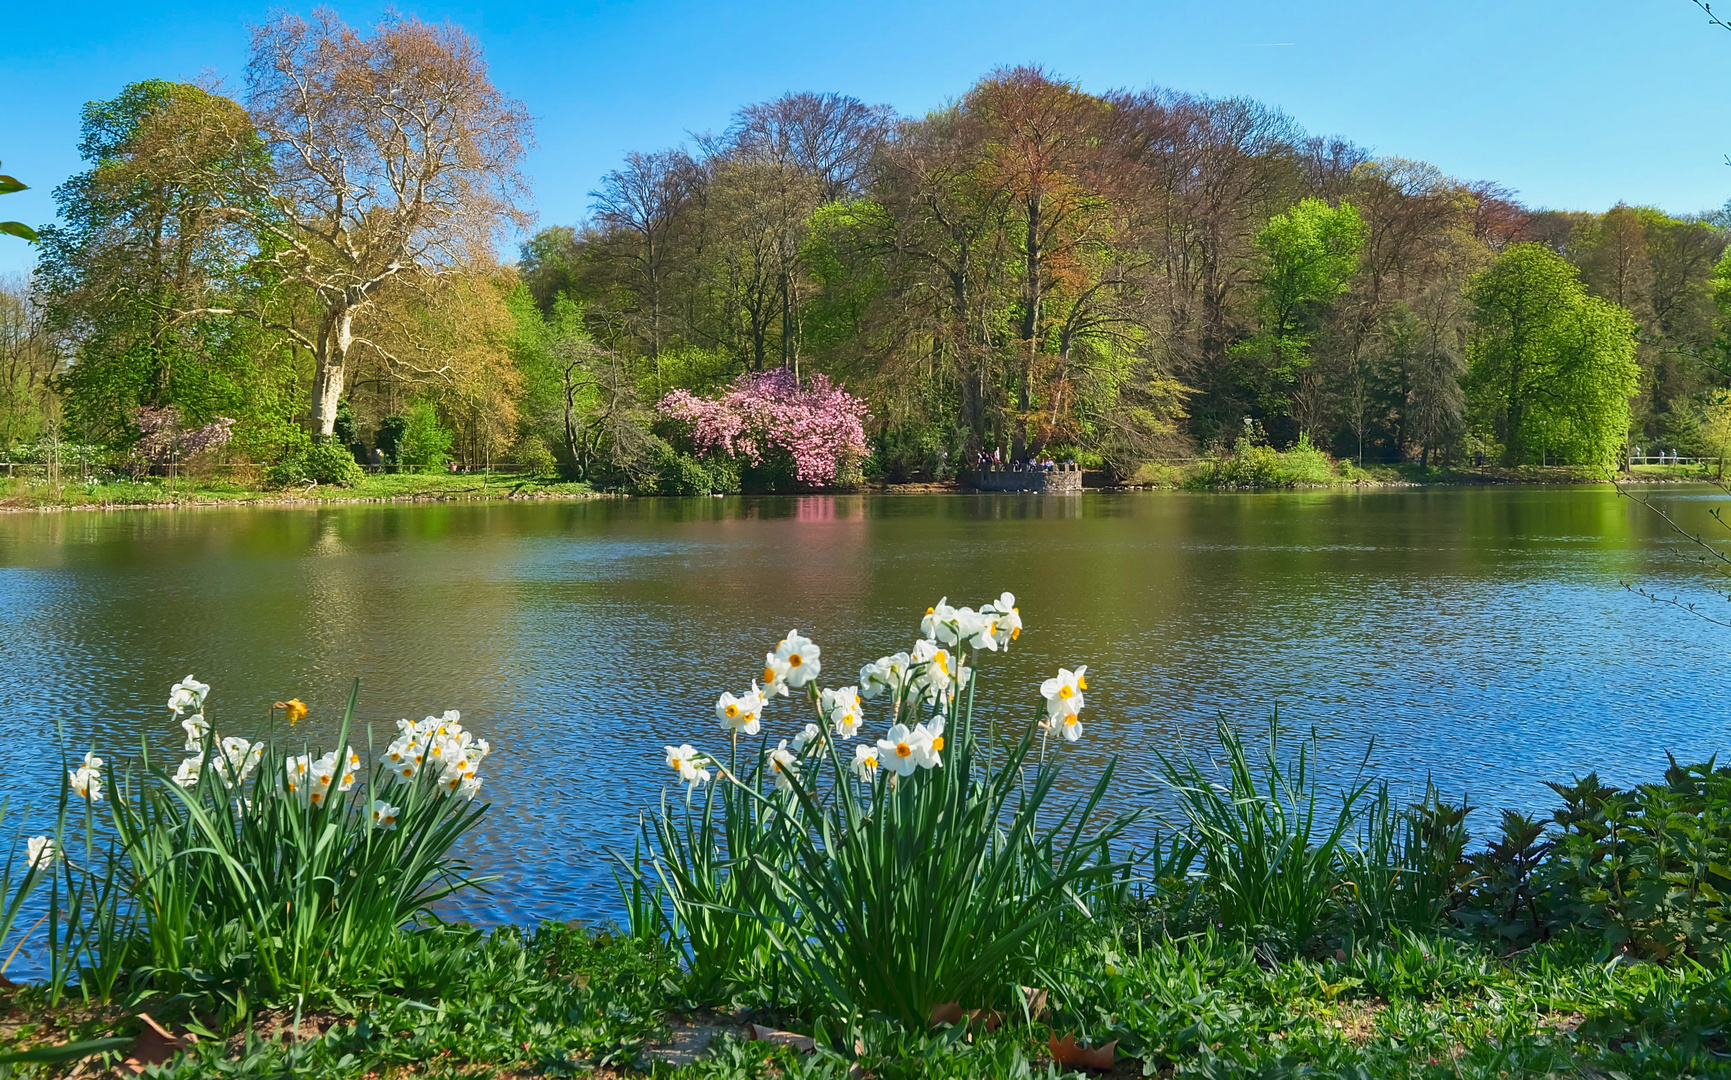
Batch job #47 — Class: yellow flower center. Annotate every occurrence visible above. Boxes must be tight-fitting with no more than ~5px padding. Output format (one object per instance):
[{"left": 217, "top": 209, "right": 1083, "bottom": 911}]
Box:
[
  {"left": 1059, "top": 685, "right": 1073, "bottom": 699},
  {"left": 725, "top": 703, "right": 740, "bottom": 718},
  {"left": 1011, "top": 626, "right": 1020, "bottom": 640},
  {"left": 896, "top": 742, "right": 913, "bottom": 758},
  {"left": 763, "top": 667, "right": 776, "bottom": 683},
  {"left": 310, "top": 792, "right": 322, "bottom": 804},
  {"left": 935, "top": 651, "right": 950, "bottom": 674},
  {"left": 863, "top": 755, "right": 877, "bottom": 768},
  {"left": 1064, "top": 714, "right": 1078, "bottom": 726},
  {"left": 789, "top": 654, "right": 802, "bottom": 667},
  {"left": 1078, "top": 675, "right": 1087, "bottom": 690},
  {"left": 925, "top": 606, "right": 935, "bottom": 616},
  {"left": 931, "top": 735, "right": 945, "bottom": 752}
]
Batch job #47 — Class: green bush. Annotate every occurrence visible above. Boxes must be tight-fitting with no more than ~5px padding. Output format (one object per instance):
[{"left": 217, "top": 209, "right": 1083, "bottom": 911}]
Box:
[
  {"left": 635, "top": 439, "right": 740, "bottom": 495},
  {"left": 1185, "top": 434, "right": 1339, "bottom": 490},
  {"left": 267, "top": 437, "right": 365, "bottom": 487},
  {"left": 398, "top": 400, "right": 453, "bottom": 471}
]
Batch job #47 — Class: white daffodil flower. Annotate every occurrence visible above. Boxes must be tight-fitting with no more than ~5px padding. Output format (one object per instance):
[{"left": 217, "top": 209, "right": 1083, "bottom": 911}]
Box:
[
  {"left": 181, "top": 714, "right": 210, "bottom": 752},
  {"left": 718, "top": 685, "right": 766, "bottom": 735},
  {"left": 769, "top": 740, "right": 799, "bottom": 791},
  {"left": 172, "top": 755, "right": 203, "bottom": 788},
  {"left": 1040, "top": 666, "right": 1086, "bottom": 719},
  {"left": 877, "top": 724, "right": 921, "bottom": 777},
  {"left": 68, "top": 761, "right": 102, "bottom": 802},
  {"left": 912, "top": 639, "right": 956, "bottom": 700},
  {"left": 716, "top": 691, "right": 745, "bottom": 729},
  {"left": 369, "top": 799, "right": 401, "bottom": 830},
  {"left": 665, "top": 744, "right": 703, "bottom": 779},
  {"left": 911, "top": 717, "right": 945, "bottom": 769},
  {"left": 166, "top": 675, "right": 210, "bottom": 716},
  {"left": 920, "top": 599, "right": 958, "bottom": 642},
  {"left": 986, "top": 592, "right": 1023, "bottom": 647},
  {"left": 822, "top": 686, "right": 863, "bottom": 738},
  {"left": 859, "top": 653, "right": 911, "bottom": 700},
  {"left": 284, "top": 754, "right": 312, "bottom": 804},
  {"left": 386, "top": 733, "right": 424, "bottom": 781},
  {"left": 775, "top": 630, "right": 822, "bottom": 688},
  {"left": 456, "top": 775, "right": 483, "bottom": 801},
  {"left": 851, "top": 743, "right": 880, "bottom": 782},
  {"left": 791, "top": 723, "right": 822, "bottom": 753},
  {"left": 760, "top": 652, "right": 792, "bottom": 697},
  {"left": 959, "top": 608, "right": 999, "bottom": 652},
  {"left": 1055, "top": 710, "right": 1085, "bottom": 742},
  {"left": 211, "top": 742, "right": 258, "bottom": 790},
  {"left": 307, "top": 752, "right": 338, "bottom": 807},
  {"left": 25, "top": 836, "right": 57, "bottom": 869}
]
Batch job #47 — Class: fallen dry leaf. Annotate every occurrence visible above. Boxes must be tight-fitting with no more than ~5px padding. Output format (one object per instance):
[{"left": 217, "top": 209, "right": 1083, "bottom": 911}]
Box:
[
  {"left": 122, "top": 1013, "right": 197, "bottom": 1074},
  {"left": 929, "top": 1002, "right": 965, "bottom": 1027},
  {"left": 1021, "top": 985, "right": 1050, "bottom": 1022},
  {"left": 745, "top": 1023, "right": 816, "bottom": 1053},
  {"left": 1048, "top": 1032, "right": 1116, "bottom": 1071}
]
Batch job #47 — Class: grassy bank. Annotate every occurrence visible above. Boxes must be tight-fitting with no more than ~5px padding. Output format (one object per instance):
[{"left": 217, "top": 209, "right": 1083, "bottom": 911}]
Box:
[
  {"left": 0, "top": 471, "right": 599, "bottom": 510},
  {"left": 1128, "top": 448, "right": 1718, "bottom": 490},
  {"left": 2, "top": 922, "right": 1716, "bottom": 1079}
]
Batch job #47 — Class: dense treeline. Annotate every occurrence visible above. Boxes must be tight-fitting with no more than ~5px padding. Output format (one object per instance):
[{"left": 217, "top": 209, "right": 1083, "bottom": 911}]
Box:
[
  {"left": 527, "top": 69, "right": 1717, "bottom": 479},
  {"left": 3, "top": 17, "right": 1728, "bottom": 486}
]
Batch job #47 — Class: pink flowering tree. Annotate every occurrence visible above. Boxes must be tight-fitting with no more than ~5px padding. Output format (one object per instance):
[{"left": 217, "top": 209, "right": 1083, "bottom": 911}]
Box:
[
  {"left": 132, "top": 406, "right": 236, "bottom": 472},
  {"left": 657, "top": 370, "right": 869, "bottom": 486}
]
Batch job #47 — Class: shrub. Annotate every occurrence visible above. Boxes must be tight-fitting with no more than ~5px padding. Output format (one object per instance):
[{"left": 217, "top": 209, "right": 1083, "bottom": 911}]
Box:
[
  {"left": 268, "top": 438, "right": 366, "bottom": 487},
  {"left": 1184, "top": 434, "right": 1339, "bottom": 490},
  {"left": 634, "top": 439, "right": 740, "bottom": 496},
  {"left": 398, "top": 399, "right": 453, "bottom": 471},
  {"left": 628, "top": 596, "right": 1134, "bottom": 1025}
]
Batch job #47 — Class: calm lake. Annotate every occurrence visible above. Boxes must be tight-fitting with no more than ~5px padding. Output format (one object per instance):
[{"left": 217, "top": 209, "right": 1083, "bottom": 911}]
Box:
[{"left": 1, "top": 486, "right": 1727, "bottom": 926}]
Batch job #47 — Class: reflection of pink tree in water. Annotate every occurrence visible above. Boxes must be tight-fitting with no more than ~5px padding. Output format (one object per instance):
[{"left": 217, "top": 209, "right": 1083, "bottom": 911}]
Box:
[{"left": 657, "top": 370, "right": 869, "bottom": 485}]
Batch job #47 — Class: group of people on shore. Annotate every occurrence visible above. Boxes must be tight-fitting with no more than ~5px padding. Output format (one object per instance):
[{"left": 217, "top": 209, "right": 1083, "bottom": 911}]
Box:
[{"left": 973, "top": 449, "right": 1070, "bottom": 471}]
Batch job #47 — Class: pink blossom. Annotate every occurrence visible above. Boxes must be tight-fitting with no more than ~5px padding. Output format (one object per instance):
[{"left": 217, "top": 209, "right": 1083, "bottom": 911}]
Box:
[
  {"left": 657, "top": 369, "right": 869, "bottom": 485},
  {"left": 132, "top": 406, "right": 235, "bottom": 465}
]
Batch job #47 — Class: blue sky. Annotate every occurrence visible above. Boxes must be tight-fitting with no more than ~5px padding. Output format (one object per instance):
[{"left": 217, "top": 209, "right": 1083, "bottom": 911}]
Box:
[{"left": 2, "top": 0, "right": 1727, "bottom": 277}]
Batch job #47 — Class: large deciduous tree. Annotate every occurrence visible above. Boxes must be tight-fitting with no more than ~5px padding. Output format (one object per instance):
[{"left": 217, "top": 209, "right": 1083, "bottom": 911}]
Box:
[
  {"left": 34, "top": 80, "right": 288, "bottom": 444},
  {"left": 243, "top": 10, "right": 533, "bottom": 437},
  {"left": 1466, "top": 243, "right": 1638, "bottom": 466}
]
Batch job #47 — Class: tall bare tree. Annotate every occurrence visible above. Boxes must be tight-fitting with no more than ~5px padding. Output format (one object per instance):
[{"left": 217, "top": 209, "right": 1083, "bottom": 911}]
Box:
[{"left": 243, "top": 10, "right": 533, "bottom": 436}]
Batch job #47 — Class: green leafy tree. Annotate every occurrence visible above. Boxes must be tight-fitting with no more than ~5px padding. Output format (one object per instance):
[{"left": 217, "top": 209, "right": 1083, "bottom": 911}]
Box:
[
  {"left": 1240, "top": 198, "right": 1367, "bottom": 434},
  {"left": 397, "top": 399, "right": 454, "bottom": 471},
  {"left": 34, "top": 81, "right": 297, "bottom": 448},
  {"left": 1466, "top": 243, "right": 1639, "bottom": 466}
]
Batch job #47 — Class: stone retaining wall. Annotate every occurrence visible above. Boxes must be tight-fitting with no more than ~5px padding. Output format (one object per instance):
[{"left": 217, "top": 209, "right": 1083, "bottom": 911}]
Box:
[{"left": 961, "top": 463, "right": 1083, "bottom": 493}]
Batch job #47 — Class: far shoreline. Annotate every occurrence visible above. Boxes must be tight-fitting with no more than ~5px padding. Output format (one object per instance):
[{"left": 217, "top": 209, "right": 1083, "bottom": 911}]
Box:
[{"left": 0, "top": 465, "right": 1717, "bottom": 514}]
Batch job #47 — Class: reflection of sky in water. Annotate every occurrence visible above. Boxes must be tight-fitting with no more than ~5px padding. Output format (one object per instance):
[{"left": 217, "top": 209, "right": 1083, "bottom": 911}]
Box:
[{"left": 0, "top": 487, "right": 1728, "bottom": 933}]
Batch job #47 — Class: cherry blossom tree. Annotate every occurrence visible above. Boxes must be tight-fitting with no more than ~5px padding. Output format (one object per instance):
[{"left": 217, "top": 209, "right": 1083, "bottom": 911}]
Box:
[{"left": 657, "top": 369, "right": 868, "bottom": 485}]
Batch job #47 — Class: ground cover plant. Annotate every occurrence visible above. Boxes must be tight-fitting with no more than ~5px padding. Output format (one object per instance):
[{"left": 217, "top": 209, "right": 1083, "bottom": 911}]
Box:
[{"left": 1, "top": 604, "right": 1731, "bottom": 1077}]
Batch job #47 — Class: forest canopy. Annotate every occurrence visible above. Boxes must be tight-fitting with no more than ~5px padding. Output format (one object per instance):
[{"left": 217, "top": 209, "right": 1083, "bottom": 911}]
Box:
[{"left": 7, "top": 30, "right": 1727, "bottom": 487}]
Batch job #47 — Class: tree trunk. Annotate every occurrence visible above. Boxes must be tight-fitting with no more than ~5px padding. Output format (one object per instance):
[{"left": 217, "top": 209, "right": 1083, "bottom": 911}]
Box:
[{"left": 310, "top": 306, "right": 353, "bottom": 437}]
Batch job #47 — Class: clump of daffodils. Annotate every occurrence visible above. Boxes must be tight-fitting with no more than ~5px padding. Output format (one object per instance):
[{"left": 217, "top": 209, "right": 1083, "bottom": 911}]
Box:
[
  {"left": 70, "top": 677, "right": 494, "bottom": 812},
  {"left": 385, "top": 711, "right": 489, "bottom": 802},
  {"left": 664, "top": 591, "right": 1085, "bottom": 800}
]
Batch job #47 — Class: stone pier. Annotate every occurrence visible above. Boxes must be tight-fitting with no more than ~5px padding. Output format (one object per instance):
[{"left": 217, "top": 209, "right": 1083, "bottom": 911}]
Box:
[{"left": 960, "top": 462, "right": 1083, "bottom": 493}]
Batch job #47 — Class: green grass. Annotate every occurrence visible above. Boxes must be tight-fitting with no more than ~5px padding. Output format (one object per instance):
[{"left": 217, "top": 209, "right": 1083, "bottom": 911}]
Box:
[
  {"left": 0, "top": 471, "right": 598, "bottom": 509},
  {"left": 1, "top": 922, "right": 1720, "bottom": 1078}
]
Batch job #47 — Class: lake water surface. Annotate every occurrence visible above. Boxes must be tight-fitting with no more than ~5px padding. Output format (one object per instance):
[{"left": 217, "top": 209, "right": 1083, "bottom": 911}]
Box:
[{"left": 1, "top": 486, "right": 1727, "bottom": 926}]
